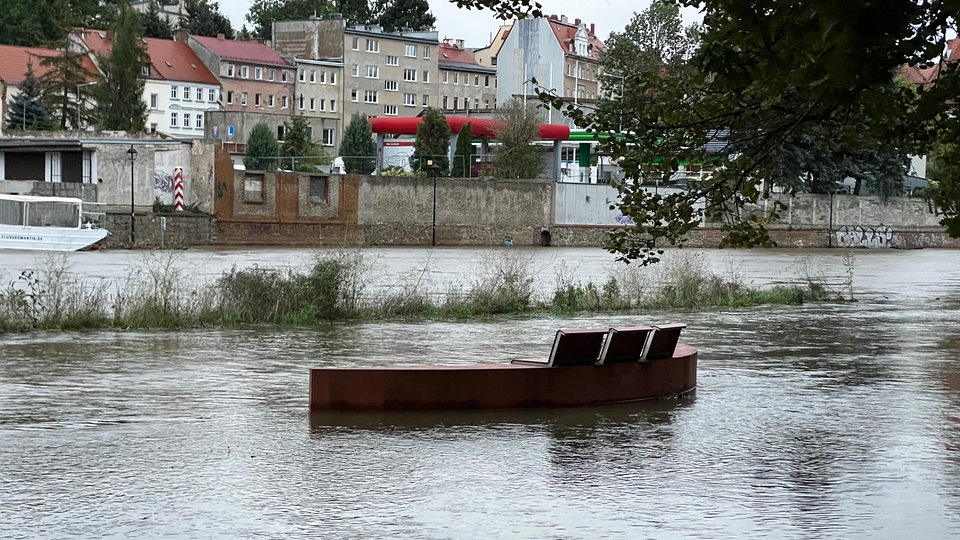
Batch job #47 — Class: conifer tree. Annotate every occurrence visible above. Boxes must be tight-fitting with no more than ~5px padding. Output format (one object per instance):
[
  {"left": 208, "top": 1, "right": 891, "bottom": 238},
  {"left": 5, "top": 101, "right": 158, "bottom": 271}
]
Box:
[
  {"left": 244, "top": 122, "right": 280, "bottom": 171},
  {"left": 411, "top": 107, "right": 450, "bottom": 174},
  {"left": 141, "top": 2, "right": 174, "bottom": 39},
  {"left": 6, "top": 61, "right": 54, "bottom": 131},
  {"left": 282, "top": 115, "right": 326, "bottom": 171},
  {"left": 39, "top": 48, "right": 98, "bottom": 130},
  {"left": 451, "top": 122, "right": 473, "bottom": 178},
  {"left": 92, "top": 2, "right": 149, "bottom": 132},
  {"left": 339, "top": 112, "right": 376, "bottom": 174}
]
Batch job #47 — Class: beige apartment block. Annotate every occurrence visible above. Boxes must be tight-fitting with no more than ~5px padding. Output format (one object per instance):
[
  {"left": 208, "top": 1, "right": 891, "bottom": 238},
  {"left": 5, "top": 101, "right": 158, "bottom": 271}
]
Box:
[
  {"left": 292, "top": 58, "right": 343, "bottom": 155},
  {"left": 273, "top": 18, "right": 440, "bottom": 140}
]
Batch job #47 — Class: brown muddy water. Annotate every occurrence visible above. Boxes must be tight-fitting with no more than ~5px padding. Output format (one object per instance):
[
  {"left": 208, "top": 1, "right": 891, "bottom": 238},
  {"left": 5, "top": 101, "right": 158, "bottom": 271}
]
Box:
[{"left": 1, "top": 247, "right": 958, "bottom": 538}]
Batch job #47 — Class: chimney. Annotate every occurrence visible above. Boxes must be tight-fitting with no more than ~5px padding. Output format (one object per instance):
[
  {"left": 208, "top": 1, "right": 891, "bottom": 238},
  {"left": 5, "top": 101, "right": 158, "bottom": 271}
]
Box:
[
  {"left": 560, "top": 15, "right": 567, "bottom": 23},
  {"left": 549, "top": 14, "right": 558, "bottom": 20},
  {"left": 217, "top": 33, "right": 225, "bottom": 40},
  {"left": 456, "top": 39, "right": 464, "bottom": 49},
  {"left": 590, "top": 23, "right": 595, "bottom": 35},
  {"left": 575, "top": 18, "right": 581, "bottom": 25}
]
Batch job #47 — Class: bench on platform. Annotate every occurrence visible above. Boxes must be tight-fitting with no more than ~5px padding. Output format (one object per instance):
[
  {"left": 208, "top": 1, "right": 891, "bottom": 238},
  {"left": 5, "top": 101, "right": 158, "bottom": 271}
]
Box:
[
  {"left": 512, "top": 328, "right": 609, "bottom": 367},
  {"left": 645, "top": 323, "right": 687, "bottom": 360},
  {"left": 598, "top": 326, "right": 656, "bottom": 364}
]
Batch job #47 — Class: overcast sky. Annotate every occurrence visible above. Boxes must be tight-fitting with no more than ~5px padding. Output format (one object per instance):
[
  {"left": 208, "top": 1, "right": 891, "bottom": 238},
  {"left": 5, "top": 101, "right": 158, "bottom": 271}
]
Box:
[{"left": 222, "top": 0, "right": 679, "bottom": 48}]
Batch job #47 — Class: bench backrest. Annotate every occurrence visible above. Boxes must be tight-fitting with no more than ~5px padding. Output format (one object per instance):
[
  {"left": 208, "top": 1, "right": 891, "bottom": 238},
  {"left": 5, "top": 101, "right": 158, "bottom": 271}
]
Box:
[
  {"left": 645, "top": 323, "right": 687, "bottom": 360},
  {"left": 548, "top": 328, "right": 608, "bottom": 367},
  {"left": 598, "top": 326, "right": 656, "bottom": 364}
]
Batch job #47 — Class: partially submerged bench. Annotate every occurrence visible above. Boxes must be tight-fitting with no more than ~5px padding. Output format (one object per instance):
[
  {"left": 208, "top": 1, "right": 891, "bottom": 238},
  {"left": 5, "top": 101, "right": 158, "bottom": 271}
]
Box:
[{"left": 511, "top": 323, "right": 687, "bottom": 367}]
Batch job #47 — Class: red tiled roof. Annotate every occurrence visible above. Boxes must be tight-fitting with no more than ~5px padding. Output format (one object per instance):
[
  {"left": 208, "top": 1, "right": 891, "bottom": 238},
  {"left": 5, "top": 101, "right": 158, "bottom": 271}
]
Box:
[
  {"left": 547, "top": 19, "right": 605, "bottom": 60},
  {"left": 902, "top": 37, "right": 960, "bottom": 87},
  {"left": 191, "top": 35, "right": 293, "bottom": 67},
  {"left": 0, "top": 43, "right": 97, "bottom": 84},
  {"left": 145, "top": 38, "right": 219, "bottom": 84},
  {"left": 439, "top": 42, "right": 482, "bottom": 66},
  {"left": 72, "top": 29, "right": 219, "bottom": 84}
]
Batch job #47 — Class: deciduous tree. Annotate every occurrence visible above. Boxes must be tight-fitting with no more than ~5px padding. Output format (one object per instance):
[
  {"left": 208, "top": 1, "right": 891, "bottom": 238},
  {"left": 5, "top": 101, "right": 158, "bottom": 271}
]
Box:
[
  {"left": 377, "top": 0, "right": 435, "bottom": 32},
  {"left": 246, "top": 0, "right": 334, "bottom": 40},
  {"left": 492, "top": 98, "right": 543, "bottom": 180},
  {"left": 184, "top": 0, "right": 235, "bottom": 39}
]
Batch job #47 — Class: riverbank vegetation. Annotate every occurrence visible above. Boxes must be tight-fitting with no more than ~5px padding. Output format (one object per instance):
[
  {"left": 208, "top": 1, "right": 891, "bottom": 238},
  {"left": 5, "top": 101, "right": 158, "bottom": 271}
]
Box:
[{"left": 0, "top": 250, "right": 837, "bottom": 333}]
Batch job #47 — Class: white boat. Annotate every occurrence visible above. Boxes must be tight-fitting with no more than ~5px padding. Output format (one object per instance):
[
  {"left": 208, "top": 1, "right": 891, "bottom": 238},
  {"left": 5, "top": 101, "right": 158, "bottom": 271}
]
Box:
[{"left": 0, "top": 194, "right": 109, "bottom": 251}]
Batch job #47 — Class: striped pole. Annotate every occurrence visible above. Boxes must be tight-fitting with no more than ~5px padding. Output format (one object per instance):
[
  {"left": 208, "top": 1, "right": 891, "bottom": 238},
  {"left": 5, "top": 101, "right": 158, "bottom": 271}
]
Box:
[{"left": 173, "top": 167, "right": 184, "bottom": 211}]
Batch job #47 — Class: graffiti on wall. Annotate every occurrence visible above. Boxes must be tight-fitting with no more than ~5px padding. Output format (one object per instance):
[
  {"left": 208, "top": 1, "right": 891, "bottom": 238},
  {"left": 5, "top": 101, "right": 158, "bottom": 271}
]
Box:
[
  {"left": 614, "top": 213, "right": 635, "bottom": 226},
  {"left": 835, "top": 224, "right": 893, "bottom": 248}
]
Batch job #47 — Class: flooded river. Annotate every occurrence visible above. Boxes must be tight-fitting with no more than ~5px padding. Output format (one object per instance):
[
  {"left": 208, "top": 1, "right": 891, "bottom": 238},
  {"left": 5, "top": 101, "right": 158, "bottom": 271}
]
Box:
[{"left": 1, "top": 247, "right": 959, "bottom": 538}]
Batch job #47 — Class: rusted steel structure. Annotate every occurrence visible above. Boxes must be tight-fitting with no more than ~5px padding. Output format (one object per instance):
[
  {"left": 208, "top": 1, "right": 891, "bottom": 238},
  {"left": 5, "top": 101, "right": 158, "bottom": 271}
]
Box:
[{"left": 308, "top": 343, "right": 697, "bottom": 411}]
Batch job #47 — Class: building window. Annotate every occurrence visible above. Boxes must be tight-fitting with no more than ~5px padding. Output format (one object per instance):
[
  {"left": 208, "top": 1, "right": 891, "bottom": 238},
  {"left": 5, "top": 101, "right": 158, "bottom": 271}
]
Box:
[
  {"left": 255, "top": 93, "right": 262, "bottom": 106},
  {"left": 453, "top": 97, "right": 458, "bottom": 109},
  {"left": 385, "top": 80, "right": 398, "bottom": 91},
  {"left": 170, "top": 112, "right": 178, "bottom": 126},
  {"left": 150, "top": 123, "right": 158, "bottom": 133},
  {"left": 491, "top": 56, "right": 497, "bottom": 66},
  {"left": 384, "top": 104, "right": 398, "bottom": 116},
  {"left": 319, "top": 71, "right": 326, "bottom": 83},
  {"left": 330, "top": 72, "right": 337, "bottom": 85},
  {"left": 443, "top": 71, "right": 448, "bottom": 83},
  {"left": 364, "top": 90, "right": 378, "bottom": 103},
  {"left": 183, "top": 86, "right": 191, "bottom": 100},
  {"left": 423, "top": 70, "right": 430, "bottom": 83},
  {"left": 143, "top": 66, "right": 151, "bottom": 76},
  {"left": 226, "top": 90, "right": 234, "bottom": 104},
  {"left": 195, "top": 88, "right": 203, "bottom": 101},
  {"left": 209, "top": 88, "right": 216, "bottom": 102},
  {"left": 352, "top": 37, "right": 360, "bottom": 50},
  {"left": 244, "top": 173, "right": 264, "bottom": 201},
  {"left": 310, "top": 70, "right": 316, "bottom": 83},
  {"left": 309, "top": 97, "right": 316, "bottom": 111},
  {"left": 322, "top": 128, "right": 335, "bottom": 146},
  {"left": 226, "top": 64, "right": 235, "bottom": 77},
  {"left": 309, "top": 176, "right": 328, "bottom": 203},
  {"left": 403, "top": 93, "right": 416, "bottom": 106},
  {"left": 241, "top": 92, "right": 248, "bottom": 106},
  {"left": 351, "top": 64, "right": 359, "bottom": 77},
  {"left": 299, "top": 94, "right": 305, "bottom": 110},
  {"left": 240, "top": 66, "right": 249, "bottom": 79},
  {"left": 442, "top": 96, "right": 448, "bottom": 108},
  {"left": 196, "top": 115, "right": 203, "bottom": 129},
  {"left": 318, "top": 99, "right": 325, "bottom": 111},
  {"left": 183, "top": 113, "right": 191, "bottom": 128},
  {"left": 282, "top": 95, "right": 289, "bottom": 108},
  {"left": 282, "top": 71, "right": 289, "bottom": 82},
  {"left": 366, "top": 65, "right": 379, "bottom": 78},
  {"left": 366, "top": 39, "right": 379, "bottom": 52},
  {"left": 453, "top": 72, "right": 459, "bottom": 84},
  {"left": 386, "top": 55, "right": 399, "bottom": 66},
  {"left": 268, "top": 94, "right": 275, "bottom": 107},
  {"left": 485, "top": 75, "right": 490, "bottom": 87},
  {"left": 351, "top": 89, "right": 358, "bottom": 102},
  {"left": 463, "top": 73, "right": 469, "bottom": 85},
  {"left": 150, "top": 93, "right": 158, "bottom": 108},
  {"left": 423, "top": 47, "right": 430, "bottom": 59},
  {"left": 330, "top": 99, "right": 336, "bottom": 112},
  {"left": 255, "top": 67, "right": 263, "bottom": 80},
  {"left": 404, "top": 44, "right": 416, "bottom": 57},
  {"left": 171, "top": 86, "right": 178, "bottom": 99},
  {"left": 277, "top": 125, "right": 285, "bottom": 141},
  {"left": 422, "top": 94, "right": 429, "bottom": 106},
  {"left": 403, "top": 68, "right": 417, "bottom": 82},
  {"left": 269, "top": 68, "right": 276, "bottom": 81},
  {"left": 474, "top": 75, "right": 480, "bottom": 85},
  {"left": 299, "top": 69, "right": 306, "bottom": 82}
]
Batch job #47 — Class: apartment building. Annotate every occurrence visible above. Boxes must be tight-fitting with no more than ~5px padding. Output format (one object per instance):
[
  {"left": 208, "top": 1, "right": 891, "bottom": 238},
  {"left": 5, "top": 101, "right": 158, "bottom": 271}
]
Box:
[
  {"left": 292, "top": 58, "right": 343, "bottom": 151},
  {"left": 438, "top": 39, "right": 497, "bottom": 114},
  {"left": 495, "top": 15, "right": 604, "bottom": 109},
  {"left": 188, "top": 34, "right": 296, "bottom": 145},
  {"left": 273, "top": 18, "right": 439, "bottom": 131}
]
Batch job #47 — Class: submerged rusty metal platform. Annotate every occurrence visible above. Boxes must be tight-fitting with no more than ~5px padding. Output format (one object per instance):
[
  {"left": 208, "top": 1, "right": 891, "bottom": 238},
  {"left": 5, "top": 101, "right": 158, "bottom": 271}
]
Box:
[{"left": 308, "top": 343, "right": 697, "bottom": 411}]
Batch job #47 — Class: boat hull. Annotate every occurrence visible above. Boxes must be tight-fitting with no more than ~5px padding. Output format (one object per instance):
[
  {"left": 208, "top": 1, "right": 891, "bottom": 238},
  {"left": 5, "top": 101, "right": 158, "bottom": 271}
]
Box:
[
  {"left": 0, "top": 224, "right": 108, "bottom": 251},
  {"left": 309, "top": 343, "right": 697, "bottom": 411}
]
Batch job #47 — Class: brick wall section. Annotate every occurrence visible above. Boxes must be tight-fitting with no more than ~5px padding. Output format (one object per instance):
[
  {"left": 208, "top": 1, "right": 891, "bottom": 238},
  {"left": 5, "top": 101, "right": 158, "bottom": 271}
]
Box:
[{"left": 103, "top": 212, "right": 214, "bottom": 248}]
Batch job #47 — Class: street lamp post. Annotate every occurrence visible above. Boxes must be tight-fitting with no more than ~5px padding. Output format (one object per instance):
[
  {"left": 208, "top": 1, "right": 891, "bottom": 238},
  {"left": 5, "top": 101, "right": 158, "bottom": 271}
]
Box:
[
  {"left": 127, "top": 145, "right": 138, "bottom": 245},
  {"left": 427, "top": 159, "right": 437, "bottom": 246},
  {"left": 77, "top": 82, "right": 96, "bottom": 130}
]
